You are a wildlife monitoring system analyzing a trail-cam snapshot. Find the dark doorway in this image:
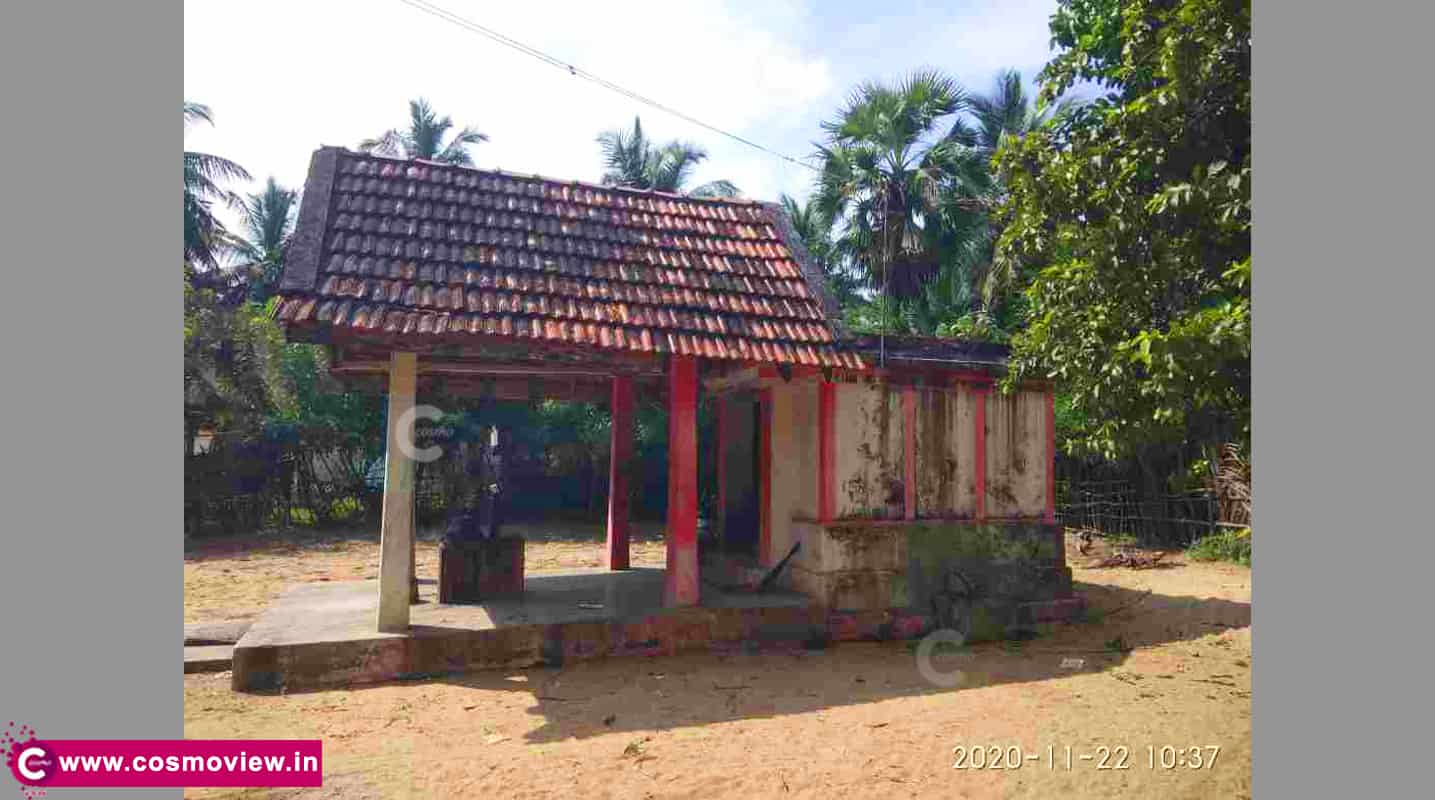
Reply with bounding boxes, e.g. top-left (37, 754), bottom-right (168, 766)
top-left (720, 394), bottom-right (761, 556)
